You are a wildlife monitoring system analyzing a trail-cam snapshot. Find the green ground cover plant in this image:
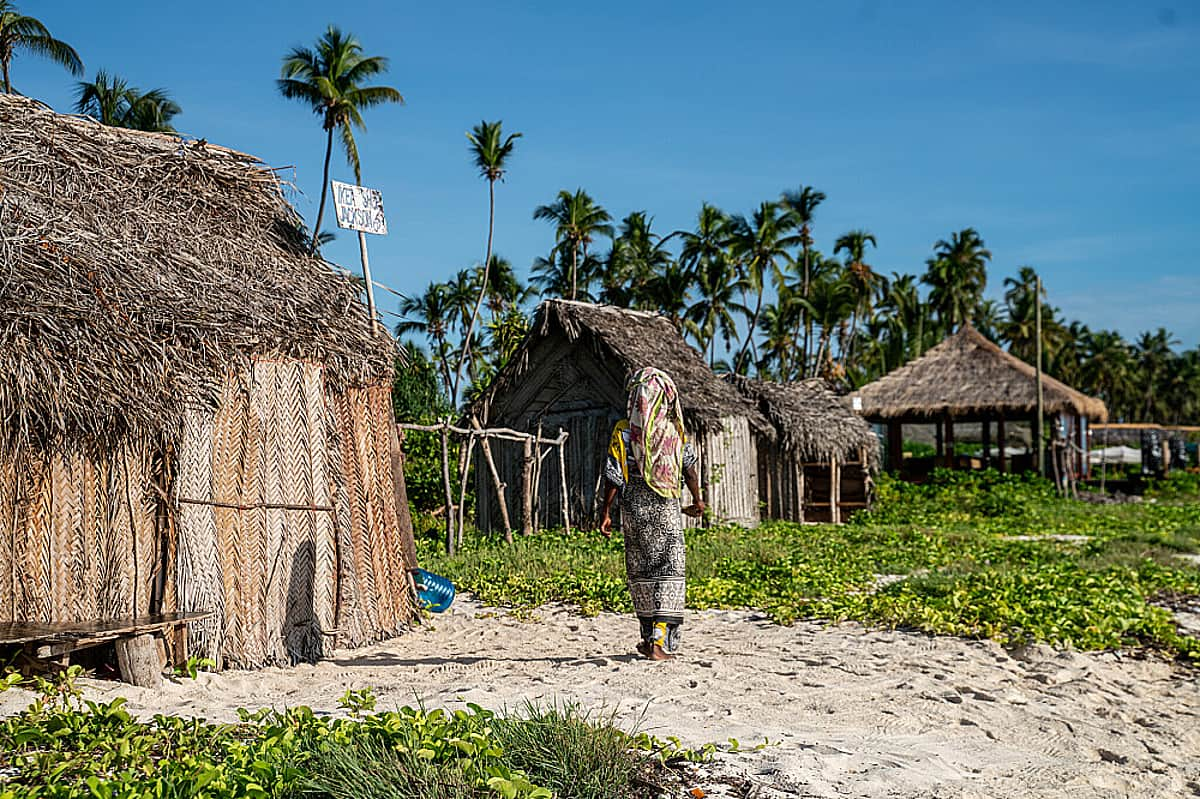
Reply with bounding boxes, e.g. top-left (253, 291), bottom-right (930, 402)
top-left (0, 675), bottom-right (695, 799)
top-left (423, 470), bottom-right (1200, 661)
